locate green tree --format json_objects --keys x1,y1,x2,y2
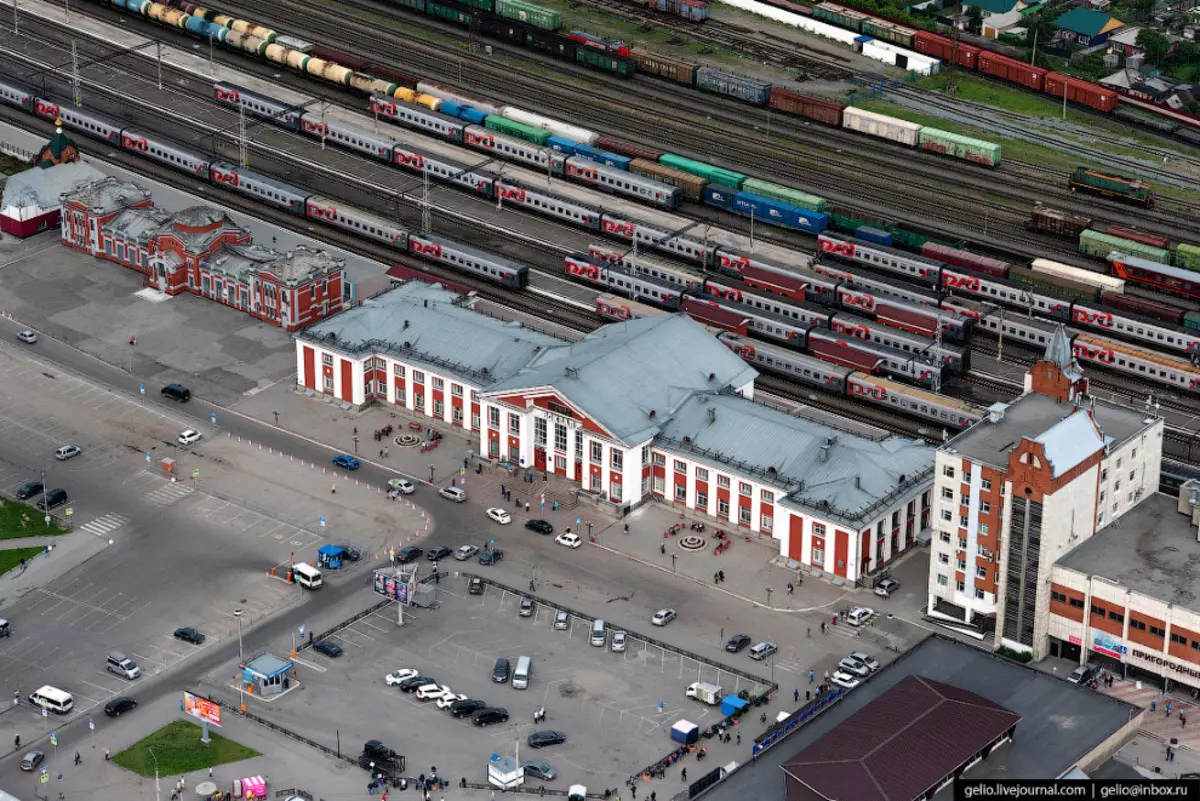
[
  {"x1": 1023, "y1": 10, "x2": 1058, "y2": 51},
  {"x1": 966, "y1": 4, "x2": 984, "y2": 35},
  {"x1": 1136, "y1": 28, "x2": 1170, "y2": 65}
]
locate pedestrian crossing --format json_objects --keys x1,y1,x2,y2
[
  {"x1": 144, "y1": 481, "x2": 193, "y2": 506},
  {"x1": 78, "y1": 512, "x2": 129, "y2": 539}
]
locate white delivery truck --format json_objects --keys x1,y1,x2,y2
[{"x1": 686, "y1": 682, "x2": 723, "y2": 705}]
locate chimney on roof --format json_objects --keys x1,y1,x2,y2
[
  {"x1": 855, "y1": 476, "x2": 861, "y2": 489},
  {"x1": 818, "y1": 444, "x2": 830, "y2": 462},
  {"x1": 403, "y1": 320, "x2": 409, "y2": 330},
  {"x1": 708, "y1": 372, "x2": 716, "y2": 382},
  {"x1": 649, "y1": 409, "x2": 656, "y2": 419},
  {"x1": 565, "y1": 366, "x2": 579, "y2": 379},
  {"x1": 424, "y1": 299, "x2": 428, "y2": 308},
  {"x1": 707, "y1": 407, "x2": 716, "y2": 424}
]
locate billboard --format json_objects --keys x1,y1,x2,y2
[
  {"x1": 373, "y1": 567, "x2": 417, "y2": 604},
  {"x1": 184, "y1": 692, "x2": 222, "y2": 727}
]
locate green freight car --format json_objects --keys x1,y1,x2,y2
[
  {"x1": 1079, "y1": 229, "x2": 1171, "y2": 264},
  {"x1": 829, "y1": 212, "x2": 870, "y2": 234},
  {"x1": 812, "y1": 1, "x2": 868, "y2": 31},
  {"x1": 484, "y1": 115, "x2": 552, "y2": 146},
  {"x1": 428, "y1": 0, "x2": 471, "y2": 23},
  {"x1": 575, "y1": 48, "x2": 635, "y2": 75},
  {"x1": 1176, "y1": 243, "x2": 1200, "y2": 271},
  {"x1": 1068, "y1": 167, "x2": 1154, "y2": 208},
  {"x1": 1009, "y1": 265, "x2": 1100, "y2": 302},
  {"x1": 495, "y1": 0, "x2": 561, "y2": 31},
  {"x1": 917, "y1": 128, "x2": 1001, "y2": 168},
  {"x1": 659, "y1": 154, "x2": 746, "y2": 190},
  {"x1": 741, "y1": 178, "x2": 827, "y2": 213}
]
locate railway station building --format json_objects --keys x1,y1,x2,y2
[
  {"x1": 926, "y1": 327, "x2": 1165, "y2": 662},
  {"x1": 60, "y1": 177, "x2": 345, "y2": 331},
  {"x1": 296, "y1": 281, "x2": 936, "y2": 583}
]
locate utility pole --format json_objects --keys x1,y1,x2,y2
[
  {"x1": 1029, "y1": 28, "x2": 1038, "y2": 66},
  {"x1": 931, "y1": 314, "x2": 943, "y2": 394},
  {"x1": 749, "y1": 208, "x2": 756, "y2": 252},
  {"x1": 996, "y1": 307, "x2": 1005, "y2": 362},
  {"x1": 209, "y1": 33, "x2": 214, "y2": 75},
  {"x1": 238, "y1": 101, "x2": 248, "y2": 167},
  {"x1": 421, "y1": 169, "x2": 431, "y2": 233},
  {"x1": 13, "y1": 0, "x2": 18, "y2": 35},
  {"x1": 631, "y1": 236, "x2": 639, "y2": 275},
  {"x1": 157, "y1": 41, "x2": 162, "y2": 91},
  {"x1": 71, "y1": 40, "x2": 81, "y2": 106}
]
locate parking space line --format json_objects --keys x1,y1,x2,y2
[{"x1": 357, "y1": 618, "x2": 388, "y2": 634}]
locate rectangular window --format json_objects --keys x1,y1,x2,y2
[
  {"x1": 508, "y1": 414, "x2": 520, "y2": 435},
  {"x1": 761, "y1": 489, "x2": 773, "y2": 504},
  {"x1": 1150, "y1": 625, "x2": 1166, "y2": 638},
  {"x1": 738, "y1": 481, "x2": 752, "y2": 496},
  {"x1": 432, "y1": 400, "x2": 443, "y2": 417},
  {"x1": 761, "y1": 513, "x2": 773, "y2": 532},
  {"x1": 937, "y1": 574, "x2": 948, "y2": 587},
  {"x1": 611, "y1": 483, "x2": 622, "y2": 502},
  {"x1": 957, "y1": 558, "x2": 966, "y2": 570},
  {"x1": 535, "y1": 417, "x2": 547, "y2": 447},
  {"x1": 1172, "y1": 633, "x2": 1188, "y2": 645},
  {"x1": 431, "y1": 377, "x2": 444, "y2": 390},
  {"x1": 975, "y1": 588, "x2": 986, "y2": 600},
  {"x1": 488, "y1": 407, "x2": 500, "y2": 427},
  {"x1": 980, "y1": 501, "x2": 991, "y2": 514},
  {"x1": 696, "y1": 491, "x2": 708, "y2": 509},
  {"x1": 1091, "y1": 604, "x2": 1105, "y2": 617},
  {"x1": 653, "y1": 453, "x2": 665, "y2": 466},
  {"x1": 813, "y1": 523, "x2": 826, "y2": 537},
  {"x1": 412, "y1": 370, "x2": 425, "y2": 384},
  {"x1": 980, "y1": 523, "x2": 989, "y2": 535},
  {"x1": 471, "y1": 413, "x2": 480, "y2": 430},
  {"x1": 717, "y1": 475, "x2": 730, "y2": 489},
  {"x1": 414, "y1": 393, "x2": 424, "y2": 410},
  {"x1": 941, "y1": 510, "x2": 952, "y2": 522},
  {"x1": 642, "y1": 445, "x2": 651, "y2": 466},
  {"x1": 1108, "y1": 610, "x2": 1124, "y2": 624},
  {"x1": 393, "y1": 364, "x2": 405, "y2": 377},
  {"x1": 592, "y1": 442, "x2": 603, "y2": 462},
  {"x1": 451, "y1": 384, "x2": 463, "y2": 397},
  {"x1": 938, "y1": 553, "x2": 950, "y2": 565},
  {"x1": 674, "y1": 460, "x2": 687, "y2": 474},
  {"x1": 1051, "y1": 591, "x2": 1067, "y2": 603},
  {"x1": 976, "y1": 566, "x2": 987, "y2": 578},
  {"x1": 739, "y1": 506, "x2": 752, "y2": 524},
  {"x1": 453, "y1": 406, "x2": 463, "y2": 423},
  {"x1": 697, "y1": 467, "x2": 709, "y2": 482},
  {"x1": 611, "y1": 450, "x2": 623, "y2": 471},
  {"x1": 812, "y1": 546, "x2": 825, "y2": 564},
  {"x1": 940, "y1": 532, "x2": 951, "y2": 544},
  {"x1": 941, "y1": 487, "x2": 954, "y2": 500},
  {"x1": 1129, "y1": 619, "x2": 1146, "y2": 631},
  {"x1": 718, "y1": 499, "x2": 730, "y2": 517},
  {"x1": 555, "y1": 423, "x2": 568, "y2": 452},
  {"x1": 943, "y1": 466, "x2": 955, "y2": 478},
  {"x1": 322, "y1": 353, "x2": 333, "y2": 366},
  {"x1": 956, "y1": 580, "x2": 965, "y2": 592},
  {"x1": 653, "y1": 475, "x2": 665, "y2": 493},
  {"x1": 1069, "y1": 598, "x2": 1085, "y2": 609},
  {"x1": 982, "y1": 478, "x2": 992, "y2": 491},
  {"x1": 675, "y1": 484, "x2": 687, "y2": 501}
]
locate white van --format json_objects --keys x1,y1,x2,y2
[
  {"x1": 106, "y1": 651, "x2": 141, "y2": 679},
  {"x1": 293, "y1": 562, "x2": 323, "y2": 590},
  {"x1": 513, "y1": 656, "x2": 532, "y2": 689},
  {"x1": 590, "y1": 619, "x2": 607, "y2": 647},
  {"x1": 29, "y1": 685, "x2": 73, "y2": 714}
]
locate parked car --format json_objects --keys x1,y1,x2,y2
[
  {"x1": 472, "y1": 707, "x2": 509, "y2": 726},
  {"x1": 525, "y1": 519, "x2": 554, "y2": 535},
  {"x1": 492, "y1": 657, "x2": 511, "y2": 683},
  {"x1": 725, "y1": 634, "x2": 752, "y2": 653},
  {"x1": 523, "y1": 761, "x2": 558, "y2": 781},
  {"x1": 479, "y1": 548, "x2": 505, "y2": 566},
  {"x1": 468, "y1": 577, "x2": 484, "y2": 595},
  {"x1": 874, "y1": 578, "x2": 899, "y2": 595},
  {"x1": 849, "y1": 652, "x2": 881, "y2": 672},
  {"x1": 527, "y1": 730, "x2": 567, "y2": 748},
  {"x1": 838, "y1": 656, "x2": 871, "y2": 677},
  {"x1": 313, "y1": 640, "x2": 343, "y2": 658},
  {"x1": 362, "y1": 740, "x2": 400, "y2": 765},
  {"x1": 15, "y1": 480, "x2": 43, "y2": 500},
  {"x1": 555, "y1": 532, "x2": 581, "y2": 549},
  {"x1": 54, "y1": 444, "x2": 81, "y2": 461},
  {"x1": 416, "y1": 683, "x2": 450, "y2": 700},
  {"x1": 427, "y1": 546, "x2": 452, "y2": 561},
  {"x1": 845, "y1": 607, "x2": 875, "y2": 627},
  {"x1": 554, "y1": 611, "x2": 570, "y2": 630},
  {"x1": 455, "y1": 544, "x2": 479, "y2": 561},
  {"x1": 332, "y1": 455, "x2": 360, "y2": 470},
  {"x1": 651, "y1": 608, "x2": 677, "y2": 627},
  {"x1": 398, "y1": 675, "x2": 437, "y2": 692},
  {"x1": 16, "y1": 330, "x2": 38, "y2": 344},
  {"x1": 450, "y1": 698, "x2": 488, "y2": 718},
  {"x1": 748, "y1": 641, "x2": 777, "y2": 661},
  {"x1": 519, "y1": 598, "x2": 536, "y2": 617},
  {"x1": 20, "y1": 751, "x2": 44, "y2": 771},
  {"x1": 178, "y1": 429, "x2": 202, "y2": 446},
  {"x1": 611, "y1": 631, "x2": 627, "y2": 652},
  {"x1": 436, "y1": 691, "x2": 468, "y2": 710},
  {"x1": 439, "y1": 486, "x2": 467, "y2": 502},
  {"x1": 831, "y1": 670, "x2": 862, "y2": 690},
  {"x1": 36, "y1": 488, "x2": 68, "y2": 510},
  {"x1": 104, "y1": 697, "x2": 138, "y2": 717},
  {"x1": 384, "y1": 669, "x2": 419, "y2": 686},
  {"x1": 161, "y1": 383, "x2": 191, "y2": 402},
  {"x1": 388, "y1": 478, "x2": 416, "y2": 494},
  {"x1": 1068, "y1": 665, "x2": 1098, "y2": 685},
  {"x1": 173, "y1": 627, "x2": 205, "y2": 644},
  {"x1": 396, "y1": 546, "x2": 423, "y2": 563},
  {"x1": 487, "y1": 507, "x2": 512, "y2": 525}
]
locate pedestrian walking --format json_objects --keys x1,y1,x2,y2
[
  {"x1": 807, "y1": 627, "x2": 811, "y2": 638},
  {"x1": 1167, "y1": 701, "x2": 1173, "y2": 716},
  {"x1": 809, "y1": 669, "x2": 814, "y2": 684},
  {"x1": 680, "y1": 768, "x2": 687, "y2": 782},
  {"x1": 794, "y1": 689, "x2": 799, "y2": 703},
  {"x1": 526, "y1": 501, "x2": 530, "y2": 512},
  {"x1": 736, "y1": 732, "x2": 741, "y2": 745},
  {"x1": 491, "y1": 791, "x2": 496, "y2": 801},
  {"x1": 806, "y1": 690, "x2": 810, "y2": 702},
  {"x1": 1182, "y1": 713, "x2": 1188, "y2": 728},
  {"x1": 380, "y1": 448, "x2": 384, "y2": 457},
  {"x1": 632, "y1": 786, "x2": 637, "y2": 799},
  {"x1": 821, "y1": 621, "x2": 827, "y2": 634},
  {"x1": 1152, "y1": 699, "x2": 1158, "y2": 712},
  {"x1": 714, "y1": 572, "x2": 720, "y2": 584},
  {"x1": 384, "y1": 447, "x2": 389, "y2": 458},
  {"x1": 824, "y1": 670, "x2": 830, "y2": 682},
  {"x1": 760, "y1": 711, "x2": 767, "y2": 724}
]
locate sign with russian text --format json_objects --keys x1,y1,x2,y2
[{"x1": 184, "y1": 692, "x2": 222, "y2": 727}]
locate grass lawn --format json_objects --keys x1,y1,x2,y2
[
  {"x1": 0, "y1": 498, "x2": 62, "y2": 541},
  {"x1": 0, "y1": 153, "x2": 31, "y2": 176},
  {"x1": 112, "y1": 720, "x2": 261, "y2": 777},
  {"x1": 0, "y1": 547, "x2": 46, "y2": 577}
]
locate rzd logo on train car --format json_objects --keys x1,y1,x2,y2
[
  {"x1": 409, "y1": 239, "x2": 444, "y2": 261},
  {"x1": 707, "y1": 284, "x2": 742, "y2": 303},
  {"x1": 849, "y1": 381, "x2": 887, "y2": 401},
  {"x1": 210, "y1": 166, "x2": 240, "y2": 188},
  {"x1": 818, "y1": 238, "x2": 855, "y2": 258},
  {"x1": 35, "y1": 100, "x2": 61, "y2": 120},
  {"x1": 369, "y1": 98, "x2": 398, "y2": 117},
  {"x1": 718, "y1": 253, "x2": 750, "y2": 274},
  {"x1": 121, "y1": 133, "x2": 149, "y2": 153},
  {"x1": 567, "y1": 163, "x2": 599, "y2": 181},
  {"x1": 813, "y1": 263, "x2": 852, "y2": 282},
  {"x1": 1074, "y1": 343, "x2": 1114, "y2": 364},
  {"x1": 307, "y1": 201, "x2": 339, "y2": 222},
  {"x1": 602, "y1": 218, "x2": 636, "y2": 240},
  {"x1": 729, "y1": 343, "x2": 756, "y2": 361},
  {"x1": 838, "y1": 289, "x2": 875, "y2": 312},
  {"x1": 1073, "y1": 308, "x2": 1113, "y2": 328},
  {"x1": 832, "y1": 319, "x2": 870, "y2": 339},
  {"x1": 466, "y1": 131, "x2": 494, "y2": 149},
  {"x1": 213, "y1": 86, "x2": 240, "y2": 105},
  {"x1": 396, "y1": 150, "x2": 426, "y2": 170},
  {"x1": 589, "y1": 246, "x2": 621, "y2": 263},
  {"x1": 943, "y1": 273, "x2": 980, "y2": 292},
  {"x1": 301, "y1": 119, "x2": 329, "y2": 137},
  {"x1": 497, "y1": 185, "x2": 527, "y2": 204},
  {"x1": 598, "y1": 301, "x2": 631, "y2": 321},
  {"x1": 565, "y1": 258, "x2": 602, "y2": 282}
]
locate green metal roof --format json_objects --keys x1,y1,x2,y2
[
  {"x1": 965, "y1": 0, "x2": 1019, "y2": 14},
  {"x1": 1054, "y1": 8, "x2": 1115, "y2": 37}
]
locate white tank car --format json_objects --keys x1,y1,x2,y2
[{"x1": 500, "y1": 106, "x2": 600, "y2": 145}]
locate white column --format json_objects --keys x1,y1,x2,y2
[{"x1": 565, "y1": 424, "x2": 576, "y2": 480}]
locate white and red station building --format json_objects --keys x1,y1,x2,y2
[{"x1": 297, "y1": 281, "x2": 935, "y2": 582}]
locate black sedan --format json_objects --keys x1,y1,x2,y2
[
  {"x1": 426, "y1": 546, "x2": 452, "y2": 561},
  {"x1": 527, "y1": 730, "x2": 567, "y2": 748},
  {"x1": 174, "y1": 627, "x2": 205, "y2": 645},
  {"x1": 525, "y1": 519, "x2": 554, "y2": 535},
  {"x1": 450, "y1": 698, "x2": 489, "y2": 718},
  {"x1": 399, "y1": 675, "x2": 437, "y2": 692},
  {"x1": 396, "y1": 546, "x2": 423, "y2": 563},
  {"x1": 313, "y1": 640, "x2": 343, "y2": 658},
  {"x1": 104, "y1": 697, "x2": 138, "y2": 717},
  {"x1": 15, "y1": 481, "x2": 43, "y2": 500},
  {"x1": 725, "y1": 634, "x2": 752, "y2": 653}
]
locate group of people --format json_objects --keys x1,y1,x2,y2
[{"x1": 712, "y1": 570, "x2": 727, "y2": 584}]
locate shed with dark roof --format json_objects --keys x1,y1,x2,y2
[{"x1": 781, "y1": 676, "x2": 1020, "y2": 801}]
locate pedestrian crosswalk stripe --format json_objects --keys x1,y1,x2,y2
[
  {"x1": 144, "y1": 482, "x2": 193, "y2": 505},
  {"x1": 79, "y1": 513, "x2": 129, "y2": 538}
]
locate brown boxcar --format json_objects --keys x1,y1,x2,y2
[
  {"x1": 680, "y1": 298, "x2": 749, "y2": 334},
  {"x1": 1043, "y1": 72, "x2": 1117, "y2": 113},
  {"x1": 630, "y1": 49, "x2": 696, "y2": 85},
  {"x1": 629, "y1": 158, "x2": 707, "y2": 201},
  {"x1": 875, "y1": 301, "x2": 939, "y2": 338},
  {"x1": 1030, "y1": 205, "x2": 1093, "y2": 240},
  {"x1": 767, "y1": 87, "x2": 845, "y2": 126},
  {"x1": 807, "y1": 333, "x2": 883, "y2": 373},
  {"x1": 921, "y1": 242, "x2": 1011, "y2": 278},
  {"x1": 911, "y1": 30, "x2": 980, "y2": 70},
  {"x1": 1099, "y1": 225, "x2": 1170, "y2": 250},
  {"x1": 977, "y1": 51, "x2": 1047, "y2": 92},
  {"x1": 595, "y1": 135, "x2": 664, "y2": 162},
  {"x1": 1099, "y1": 290, "x2": 1184, "y2": 324}
]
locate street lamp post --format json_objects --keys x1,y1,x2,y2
[
  {"x1": 147, "y1": 747, "x2": 161, "y2": 801},
  {"x1": 272, "y1": 409, "x2": 279, "y2": 426},
  {"x1": 765, "y1": 587, "x2": 773, "y2": 607},
  {"x1": 586, "y1": 521, "x2": 592, "y2": 538},
  {"x1": 233, "y1": 608, "x2": 244, "y2": 663},
  {"x1": 670, "y1": 553, "x2": 677, "y2": 573},
  {"x1": 429, "y1": 464, "x2": 435, "y2": 482},
  {"x1": 353, "y1": 435, "x2": 359, "y2": 454}
]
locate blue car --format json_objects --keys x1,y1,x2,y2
[{"x1": 332, "y1": 455, "x2": 360, "y2": 470}]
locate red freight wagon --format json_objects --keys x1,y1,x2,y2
[
  {"x1": 594, "y1": 135, "x2": 664, "y2": 162},
  {"x1": 1029, "y1": 205, "x2": 1093, "y2": 240},
  {"x1": 1043, "y1": 72, "x2": 1117, "y2": 113},
  {"x1": 921, "y1": 242, "x2": 1011, "y2": 278},
  {"x1": 977, "y1": 51, "x2": 1047, "y2": 91},
  {"x1": 807, "y1": 333, "x2": 884, "y2": 373},
  {"x1": 1098, "y1": 290, "x2": 1184, "y2": 325},
  {"x1": 911, "y1": 31, "x2": 980, "y2": 70},
  {"x1": 767, "y1": 87, "x2": 845, "y2": 126},
  {"x1": 874, "y1": 301, "x2": 939, "y2": 337},
  {"x1": 1100, "y1": 225, "x2": 1171, "y2": 250},
  {"x1": 740, "y1": 264, "x2": 807, "y2": 301},
  {"x1": 680, "y1": 298, "x2": 750, "y2": 334}
]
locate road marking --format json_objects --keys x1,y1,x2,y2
[
  {"x1": 78, "y1": 513, "x2": 129, "y2": 538},
  {"x1": 144, "y1": 482, "x2": 193, "y2": 505}
]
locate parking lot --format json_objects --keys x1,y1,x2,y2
[{"x1": 218, "y1": 577, "x2": 772, "y2": 793}]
